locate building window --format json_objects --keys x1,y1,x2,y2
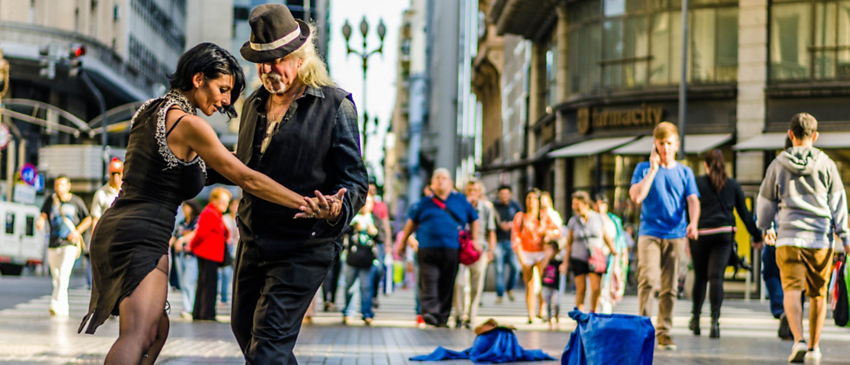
[
  {"x1": 771, "y1": 0, "x2": 850, "y2": 81},
  {"x1": 546, "y1": 32, "x2": 558, "y2": 107},
  {"x1": 569, "y1": 0, "x2": 738, "y2": 94}
]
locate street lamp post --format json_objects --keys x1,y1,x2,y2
[{"x1": 342, "y1": 16, "x2": 386, "y2": 155}]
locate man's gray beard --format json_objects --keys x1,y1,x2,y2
[{"x1": 261, "y1": 74, "x2": 287, "y2": 94}]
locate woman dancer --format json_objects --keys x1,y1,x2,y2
[{"x1": 79, "y1": 43, "x2": 335, "y2": 364}]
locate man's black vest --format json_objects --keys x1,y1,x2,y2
[{"x1": 236, "y1": 85, "x2": 353, "y2": 244}]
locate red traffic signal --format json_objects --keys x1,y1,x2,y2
[{"x1": 70, "y1": 44, "x2": 86, "y2": 58}]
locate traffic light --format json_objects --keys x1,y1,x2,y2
[
  {"x1": 68, "y1": 43, "x2": 86, "y2": 78},
  {"x1": 38, "y1": 44, "x2": 56, "y2": 80}
]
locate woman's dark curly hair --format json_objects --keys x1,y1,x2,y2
[{"x1": 168, "y1": 42, "x2": 246, "y2": 118}]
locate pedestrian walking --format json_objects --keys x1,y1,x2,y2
[
  {"x1": 493, "y1": 185, "x2": 523, "y2": 303},
  {"x1": 213, "y1": 6, "x2": 368, "y2": 363},
  {"x1": 690, "y1": 149, "x2": 762, "y2": 338},
  {"x1": 594, "y1": 194, "x2": 629, "y2": 314},
  {"x1": 342, "y1": 194, "x2": 383, "y2": 325},
  {"x1": 759, "y1": 136, "x2": 794, "y2": 340},
  {"x1": 36, "y1": 175, "x2": 92, "y2": 317},
  {"x1": 219, "y1": 197, "x2": 239, "y2": 307},
  {"x1": 513, "y1": 189, "x2": 548, "y2": 323},
  {"x1": 400, "y1": 168, "x2": 479, "y2": 327},
  {"x1": 561, "y1": 192, "x2": 615, "y2": 313},
  {"x1": 395, "y1": 185, "x2": 431, "y2": 327},
  {"x1": 629, "y1": 121, "x2": 700, "y2": 351},
  {"x1": 188, "y1": 187, "x2": 232, "y2": 321},
  {"x1": 88, "y1": 158, "x2": 124, "y2": 290},
  {"x1": 172, "y1": 200, "x2": 200, "y2": 318},
  {"x1": 539, "y1": 192, "x2": 563, "y2": 243},
  {"x1": 78, "y1": 42, "x2": 314, "y2": 364},
  {"x1": 756, "y1": 113, "x2": 850, "y2": 363},
  {"x1": 453, "y1": 179, "x2": 497, "y2": 329},
  {"x1": 541, "y1": 240, "x2": 562, "y2": 330},
  {"x1": 369, "y1": 182, "x2": 393, "y2": 308}
]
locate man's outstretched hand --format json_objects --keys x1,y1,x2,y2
[{"x1": 296, "y1": 188, "x2": 347, "y2": 220}]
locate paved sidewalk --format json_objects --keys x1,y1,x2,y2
[{"x1": 0, "y1": 277, "x2": 848, "y2": 364}]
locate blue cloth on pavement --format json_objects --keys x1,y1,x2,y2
[
  {"x1": 562, "y1": 309, "x2": 654, "y2": 365},
  {"x1": 410, "y1": 328, "x2": 555, "y2": 364}
]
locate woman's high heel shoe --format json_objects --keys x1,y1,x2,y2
[
  {"x1": 689, "y1": 316, "x2": 701, "y2": 336},
  {"x1": 709, "y1": 314, "x2": 720, "y2": 339}
]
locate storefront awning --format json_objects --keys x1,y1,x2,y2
[
  {"x1": 548, "y1": 137, "x2": 637, "y2": 158},
  {"x1": 613, "y1": 134, "x2": 733, "y2": 155},
  {"x1": 733, "y1": 132, "x2": 850, "y2": 150}
]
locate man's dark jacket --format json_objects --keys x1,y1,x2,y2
[{"x1": 209, "y1": 85, "x2": 368, "y2": 256}]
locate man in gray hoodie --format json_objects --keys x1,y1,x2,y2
[{"x1": 757, "y1": 112, "x2": 850, "y2": 363}]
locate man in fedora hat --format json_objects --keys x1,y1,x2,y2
[{"x1": 210, "y1": 4, "x2": 367, "y2": 363}]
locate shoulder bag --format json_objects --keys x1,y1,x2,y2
[
  {"x1": 432, "y1": 196, "x2": 479, "y2": 265},
  {"x1": 346, "y1": 230, "x2": 377, "y2": 268},
  {"x1": 52, "y1": 194, "x2": 84, "y2": 259},
  {"x1": 576, "y1": 215, "x2": 608, "y2": 274}
]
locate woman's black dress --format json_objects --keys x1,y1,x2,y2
[{"x1": 80, "y1": 90, "x2": 206, "y2": 334}]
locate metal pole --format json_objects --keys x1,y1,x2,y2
[
  {"x1": 362, "y1": 64, "x2": 368, "y2": 155},
  {"x1": 678, "y1": 0, "x2": 689, "y2": 161},
  {"x1": 80, "y1": 71, "x2": 108, "y2": 185}
]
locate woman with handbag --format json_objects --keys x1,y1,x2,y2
[
  {"x1": 689, "y1": 149, "x2": 762, "y2": 338},
  {"x1": 342, "y1": 194, "x2": 382, "y2": 325},
  {"x1": 187, "y1": 187, "x2": 232, "y2": 321},
  {"x1": 560, "y1": 191, "x2": 615, "y2": 313}
]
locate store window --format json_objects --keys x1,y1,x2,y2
[
  {"x1": 771, "y1": 0, "x2": 850, "y2": 81},
  {"x1": 569, "y1": 0, "x2": 738, "y2": 94}
]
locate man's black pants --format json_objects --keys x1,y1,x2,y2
[
  {"x1": 417, "y1": 247, "x2": 459, "y2": 326},
  {"x1": 193, "y1": 256, "x2": 219, "y2": 320},
  {"x1": 231, "y1": 235, "x2": 337, "y2": 364}
]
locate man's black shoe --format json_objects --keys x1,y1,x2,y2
[{"x1": 421, "y1": 313, "x2": 439, "y2": 326}]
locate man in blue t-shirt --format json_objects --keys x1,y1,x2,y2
[
  {"x1": 400, "y1": 168, "x2": 479, "y2": 327},
  {"x1": 629, "y1": 122, "x2": 700, "y2": 351}
]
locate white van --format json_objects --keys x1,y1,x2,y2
[{"x1": 0, "y1": 202, "x2": 45, "y2": 276}]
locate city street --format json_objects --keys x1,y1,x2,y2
[{"x1": 0, "y1": 273, "x2": 848, "y2": 364}]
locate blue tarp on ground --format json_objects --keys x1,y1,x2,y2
[
  {"x1": 562, "y1": 310, "x2": 655, "y2": 365},
  {"x1": 410, "y1": 328, "x2": 555, "y2": 364}
]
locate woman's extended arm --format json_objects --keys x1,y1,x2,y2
[{"x1": 179, "y1": 115, "x2": 305, "y2": 209}]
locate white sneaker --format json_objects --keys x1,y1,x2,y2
[
  {"x1": 804, "y1": 348, "x2": 821, "y2": 362},
  {"x1": 788, "y1": 341, "x2": 807, "y2": 363}
]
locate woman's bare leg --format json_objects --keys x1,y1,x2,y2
[
  {"x1": 589, "y1": 273, "x2": 602, "y2": 313},
  {"x1": 521, "y1": 264, "x2": 536, "y2": 322},
  {"x1": 536, "y1": 261, "x2": 547, "y2": 317},
  {"x1": 105, "y1": 255, "x2": 169, "y2": 365},
  {"x1": 574, "y1": 274, "x2": 587, "y2": 312}
]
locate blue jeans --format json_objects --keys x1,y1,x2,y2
[
  {"x1": 762, "y1": 245, "x2": 784, "y2": 318},
  {"x1": 218, "y1": 265, "x2": 233, "y2": 304},
  {"x1": 493, "y1": 240, "x2": 520, "y2": 297},
  {"x1": 372, "y1": 244, "x2": 386, "y2": 298},
  {"x1": 176, "y1": 252, "x2": 198, "y2": 313},
  {"x1": 343, "y1": 264, "x2": 376, "y2": 319}
]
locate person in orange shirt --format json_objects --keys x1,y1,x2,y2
[{"x1": 513, "y1": 189, "x2": 546, "y2": 323}]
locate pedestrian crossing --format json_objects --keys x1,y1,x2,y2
[
  {"x1": 1, "y1": 281, "x2": 848, "y2": 344},
  {"x1": 309, "y1": 283, "x2": 850, "y2": 341}
]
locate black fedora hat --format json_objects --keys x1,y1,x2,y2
[{"x1": 240, "y1": 4, "x2": 311, "y2": 64}]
